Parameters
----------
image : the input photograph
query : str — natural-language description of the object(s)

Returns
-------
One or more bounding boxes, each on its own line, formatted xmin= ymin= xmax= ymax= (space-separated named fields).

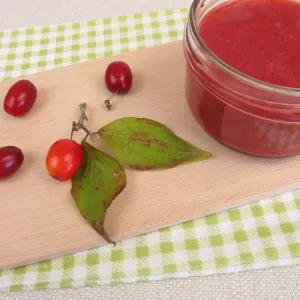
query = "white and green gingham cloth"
xmin=1 ymin=8 xmax=300 ymax=292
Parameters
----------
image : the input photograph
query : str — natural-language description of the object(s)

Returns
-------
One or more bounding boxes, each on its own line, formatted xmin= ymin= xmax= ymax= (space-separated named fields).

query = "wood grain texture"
xmin=1 ymin=41 xmax=300 ymax=269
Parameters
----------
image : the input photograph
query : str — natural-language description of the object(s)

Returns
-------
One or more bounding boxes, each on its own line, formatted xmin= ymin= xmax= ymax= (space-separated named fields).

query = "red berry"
xmin=3 ymin=80 xmax=37 ymax=117
xmin=46 ymin=139 xmax=83 ymax=182
xmin=105 ymin=61 xmax=133 ymax=93
xmin=0 ymin=146 xmax=24 ymax=179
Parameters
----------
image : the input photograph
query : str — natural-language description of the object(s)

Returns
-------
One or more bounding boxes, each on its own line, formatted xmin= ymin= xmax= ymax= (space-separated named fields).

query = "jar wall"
xmin=185 ymin=63 xmax=300 ymax=157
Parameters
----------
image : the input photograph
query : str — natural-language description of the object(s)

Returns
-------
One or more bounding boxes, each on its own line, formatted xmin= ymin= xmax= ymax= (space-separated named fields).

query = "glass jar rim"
xmin=189 ymin=0 xmax=300 ymax=99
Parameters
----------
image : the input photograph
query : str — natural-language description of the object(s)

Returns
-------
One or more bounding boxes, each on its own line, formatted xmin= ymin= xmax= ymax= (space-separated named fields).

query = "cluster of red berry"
xmin=0 ymin=61 xmax=133 ymax=181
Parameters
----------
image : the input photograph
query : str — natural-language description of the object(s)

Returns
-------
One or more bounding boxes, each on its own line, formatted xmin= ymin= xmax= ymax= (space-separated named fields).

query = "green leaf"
xmin=71 ymin=139 xmax=127 ymax=245
xmin=98 ymin=117 xmax=212 ymax=170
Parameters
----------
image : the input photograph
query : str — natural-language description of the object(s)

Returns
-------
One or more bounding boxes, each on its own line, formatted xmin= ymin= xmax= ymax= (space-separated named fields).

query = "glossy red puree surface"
xmin=186 ymin=0 xmax=300 ymax=156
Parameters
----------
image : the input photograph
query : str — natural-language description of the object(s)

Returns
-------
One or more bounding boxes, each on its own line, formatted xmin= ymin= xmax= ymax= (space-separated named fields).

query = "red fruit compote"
xmin=184 ymin=0 xmax=300 ymax=157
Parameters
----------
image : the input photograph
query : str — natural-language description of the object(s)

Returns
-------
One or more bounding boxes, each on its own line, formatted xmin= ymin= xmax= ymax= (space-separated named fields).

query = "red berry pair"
xmin=0 ymin=80 xmax=37 ymax=179
xmin=46 ymin=61 xmax=133 ymax=181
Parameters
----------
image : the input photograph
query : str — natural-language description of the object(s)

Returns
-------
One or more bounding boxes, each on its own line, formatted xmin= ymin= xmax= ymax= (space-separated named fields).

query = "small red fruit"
xmin=0 ymin=146 xmax=24 ymax=179
xmin=46 ymin=139 xmax=83 ymax=181
xmin=105 ymin=61 xmax=133 ymax=94
xmin=4 ymin=79 xmax=37 ymax=117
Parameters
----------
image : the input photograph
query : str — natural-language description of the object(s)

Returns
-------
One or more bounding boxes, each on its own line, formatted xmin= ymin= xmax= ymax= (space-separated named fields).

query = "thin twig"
xmin=71 ymin=103 xmax=95 ymax=139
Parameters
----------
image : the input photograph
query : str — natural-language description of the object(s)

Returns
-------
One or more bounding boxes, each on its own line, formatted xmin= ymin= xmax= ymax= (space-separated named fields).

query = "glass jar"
xmin=183 ymin=0 xmax=300 ymax=157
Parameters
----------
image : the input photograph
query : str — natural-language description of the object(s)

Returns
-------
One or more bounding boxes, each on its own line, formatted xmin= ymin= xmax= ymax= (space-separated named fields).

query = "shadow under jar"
xmin=184 ymin=0 xmax=300 ymax=157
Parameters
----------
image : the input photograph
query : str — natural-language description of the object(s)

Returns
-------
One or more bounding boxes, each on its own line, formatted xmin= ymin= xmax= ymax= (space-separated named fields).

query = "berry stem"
xmin=104 ymin=91 xmax=119 ymax=110
xmin=71 ymin=103 xmax=97 ymax=140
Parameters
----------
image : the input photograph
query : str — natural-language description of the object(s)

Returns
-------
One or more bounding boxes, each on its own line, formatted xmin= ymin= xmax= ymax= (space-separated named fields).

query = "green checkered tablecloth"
xmin=1 ymin=8 xmax=300 ymax=293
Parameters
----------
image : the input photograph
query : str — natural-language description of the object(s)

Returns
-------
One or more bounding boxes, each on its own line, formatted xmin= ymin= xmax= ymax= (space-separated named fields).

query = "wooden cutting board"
xmin=1 ymin=41 xmax=300 ymax=269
